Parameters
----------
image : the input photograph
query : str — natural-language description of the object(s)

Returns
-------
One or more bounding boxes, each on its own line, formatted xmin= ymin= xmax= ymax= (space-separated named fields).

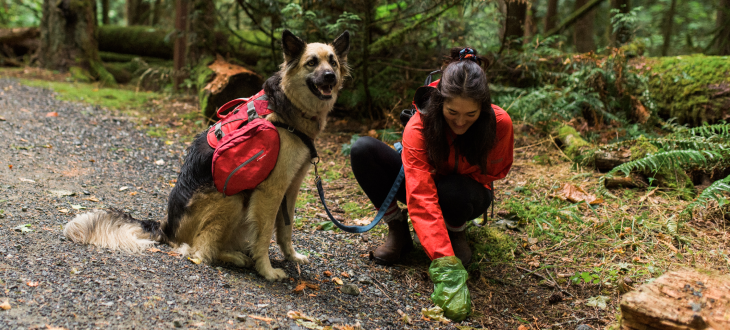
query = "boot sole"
xmin=369 ymin=243 xmax=414 ymax=266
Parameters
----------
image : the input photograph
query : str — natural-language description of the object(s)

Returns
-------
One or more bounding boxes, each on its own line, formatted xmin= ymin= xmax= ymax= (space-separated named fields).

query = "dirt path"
xmin=0 ymin=78 xmax=456 ymax=330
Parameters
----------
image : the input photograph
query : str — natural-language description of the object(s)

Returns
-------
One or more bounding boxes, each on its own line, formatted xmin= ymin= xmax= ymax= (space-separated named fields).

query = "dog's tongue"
xmin=318 ymin=85 xmax=332 ymax=96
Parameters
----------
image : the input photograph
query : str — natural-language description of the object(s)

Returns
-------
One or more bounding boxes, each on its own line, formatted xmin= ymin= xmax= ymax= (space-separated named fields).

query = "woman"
xmin=350 ymin=47 xmax=514 ymax=321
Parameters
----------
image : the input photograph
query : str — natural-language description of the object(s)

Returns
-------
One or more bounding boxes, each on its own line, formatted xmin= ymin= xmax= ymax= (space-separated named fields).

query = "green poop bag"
xmin=429 ymin=256 xmax=471 ymax=322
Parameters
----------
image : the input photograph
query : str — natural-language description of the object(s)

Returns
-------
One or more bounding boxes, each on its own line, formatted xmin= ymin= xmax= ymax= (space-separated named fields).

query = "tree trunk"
xmin=573 ymin=0 xmax=596 ymax=52
xmin=173 ymin=0 xmax=188 ymax=92
xmin=503 ymin=0 xmax=527 ymax=50
xmin=620 ymin=269 xmax=730 ymax=329
xmin=186 ymin=0 xmax=216 ymax=66
xmin=127 ymin=0 xmax=151 ymax=25
xmin=152 ymin=0 xmax=163 ymax=26
xmin=362 ymin=0 xmax=374 ymax=119
xmin=610 ymin=0 xmax=630 ymax=45
xmin=544 ymin=0 xmax=559 ymax=33
xmin=660 ymin=0 xmax=677 ymax=56
xmin=39 ymin=0 xmax=116 ymax=86
xmin=524 ymin=0 xmax=539 ymax=39
xmin=545 ymin=0 xmax=605 ymax=37
xmin=715 ymin=0 xmax=730 ymax=55
xmin=101 ymin=0 xmax=110 ymax=25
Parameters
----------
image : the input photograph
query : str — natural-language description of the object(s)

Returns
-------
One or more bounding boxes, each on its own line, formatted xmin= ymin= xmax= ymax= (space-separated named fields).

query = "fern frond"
xmin=606 ymin=150 xmax=723 ymax=177
xmin=681 ymin=174 xmax=730 ymax=219
xmin=682 ymin=123 xmax=730 ymax=139
xmin=646 ymin=138 xmax=730 ymax=153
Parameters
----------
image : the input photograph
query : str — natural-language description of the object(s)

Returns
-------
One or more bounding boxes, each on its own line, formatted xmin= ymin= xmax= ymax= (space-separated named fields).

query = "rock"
xmin=236 ymin=314 xmax=247 ymax=322
xmin=48 ymin=189 xmax=75 ymax=198
xmin=576 ymin=325 xmax=594 ymax=330
xmin=341 ymin=284 xmax=360 ymax=296
xmin=358 ymin=276 xmax=372 ymax=285
xmin=173 ymin=320 xmax=183 ymax=328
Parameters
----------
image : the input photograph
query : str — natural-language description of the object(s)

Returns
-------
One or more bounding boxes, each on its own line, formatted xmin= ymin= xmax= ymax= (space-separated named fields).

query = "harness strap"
xmin=271 ymin=122 xmax=318 ymax=160
xmin=316 ymin=143 xmax=405 ymax=233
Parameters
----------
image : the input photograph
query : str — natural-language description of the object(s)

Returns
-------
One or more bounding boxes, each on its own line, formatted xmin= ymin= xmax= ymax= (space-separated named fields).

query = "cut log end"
xmin=620 ymin=269 xmax=730 ymax=330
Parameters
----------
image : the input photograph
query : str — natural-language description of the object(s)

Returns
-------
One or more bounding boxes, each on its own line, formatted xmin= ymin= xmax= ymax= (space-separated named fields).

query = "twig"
xmin=549 ymin=134 xmax=574 ymax=162
xmin=547 ymin=226 xmax=593 ymax=252
xmin=515 ymin=138 xmax=552 ymax=150
xmin=371 ymin=281 xmax=394 ymax=302
xmin=516 ymin=266 xmax=574 ymax=299
xmin=546 ymin=269 xmax=574 ymax=298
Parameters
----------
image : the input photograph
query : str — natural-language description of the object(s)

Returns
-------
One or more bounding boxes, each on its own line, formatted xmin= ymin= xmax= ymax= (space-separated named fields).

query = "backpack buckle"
xmin=214 ymin=122 xmax=224 ymax=140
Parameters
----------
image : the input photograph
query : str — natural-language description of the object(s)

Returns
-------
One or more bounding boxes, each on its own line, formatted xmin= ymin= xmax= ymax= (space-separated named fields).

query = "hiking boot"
xmin=370 ymin=211 xmax=413 ymax=265
xmin=448 ymin=229 xmax=472 ymax=265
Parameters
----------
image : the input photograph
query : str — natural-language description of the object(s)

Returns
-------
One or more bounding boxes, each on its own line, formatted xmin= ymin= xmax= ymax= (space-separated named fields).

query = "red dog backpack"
xmin=207 ymin=91 xmax=279 ymax=196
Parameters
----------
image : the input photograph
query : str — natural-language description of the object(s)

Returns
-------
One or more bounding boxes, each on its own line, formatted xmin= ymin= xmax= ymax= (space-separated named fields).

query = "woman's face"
xmin=442 ymin=96 xmax=480 ymax=135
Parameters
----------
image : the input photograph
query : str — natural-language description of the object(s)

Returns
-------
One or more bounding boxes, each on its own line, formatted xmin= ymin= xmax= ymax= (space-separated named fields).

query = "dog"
xmin=63 ymin=30 xmax=350 ymax=281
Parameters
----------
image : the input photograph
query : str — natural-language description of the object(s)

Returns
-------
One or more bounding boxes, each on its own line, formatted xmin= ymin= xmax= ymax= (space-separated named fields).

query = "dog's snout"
xmin=323 ymin=71 xmax=336 ymax=83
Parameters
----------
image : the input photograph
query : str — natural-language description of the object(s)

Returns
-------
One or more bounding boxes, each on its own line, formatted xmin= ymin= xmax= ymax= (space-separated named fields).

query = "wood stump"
xmin=620 ymin=269 xmax=730 ymax=330
xmin=199 ymin=55 xmax=263 ymax=120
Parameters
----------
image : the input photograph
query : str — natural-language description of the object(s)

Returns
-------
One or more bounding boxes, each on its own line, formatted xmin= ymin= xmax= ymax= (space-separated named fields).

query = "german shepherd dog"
xmin=63 ymin=30 xmax=350 ymax=281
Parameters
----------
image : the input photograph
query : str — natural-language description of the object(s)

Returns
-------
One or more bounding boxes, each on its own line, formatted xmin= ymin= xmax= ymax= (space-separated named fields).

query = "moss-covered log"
xmin=197 ymin=55 xmax=263 ymax=120
xmin=97 ymin=26 xmax=174 ymax=59
xmin=555 ymin=125 xmax=591 ymax=163
xmin=643 ymin=55 xmax=730 ymax=126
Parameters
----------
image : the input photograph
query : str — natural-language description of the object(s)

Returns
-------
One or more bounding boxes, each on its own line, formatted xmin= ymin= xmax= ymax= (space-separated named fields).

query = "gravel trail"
xmin=0 ymin=79 xmax=457 ymax=330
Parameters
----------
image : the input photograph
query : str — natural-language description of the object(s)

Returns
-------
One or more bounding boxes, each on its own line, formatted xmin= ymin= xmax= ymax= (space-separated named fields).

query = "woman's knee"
xmin=350 ymin=136 xmax=381 ymax=164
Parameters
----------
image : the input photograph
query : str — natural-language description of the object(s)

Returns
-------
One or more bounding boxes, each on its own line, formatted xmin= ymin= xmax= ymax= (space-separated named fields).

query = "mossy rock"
xmin=629 ymin=136 xmax=695 ymax=200
xmin=643 ymin=55 xmax=730 ymax=126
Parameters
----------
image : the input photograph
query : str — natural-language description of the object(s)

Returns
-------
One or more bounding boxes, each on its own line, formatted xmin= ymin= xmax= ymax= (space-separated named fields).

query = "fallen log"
xmin=620 ymin=269 xmax=730 ymax=330
xmin=593 ymin=146 xmax=632 ymax=172
xmin=97 ymin=26 xmax=173 ymax=59
xmin=198 ymin=55 xmax=263 ymax=120
xmin=604 ymin=173 xmax=649 ymax=189
xmin=0 ymin=27 xmax=39 ymax=59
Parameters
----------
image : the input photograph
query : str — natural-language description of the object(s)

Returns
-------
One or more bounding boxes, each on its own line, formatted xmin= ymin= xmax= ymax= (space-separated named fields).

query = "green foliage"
xmin=20 ymin=79 xmax=159 ymax=110
xmin=340 ymin=134 xmax=360 ymax=156
xmin=491 ymin=45 xmax=654 ymax=129
xmin=682 ymin=173 xmax=730 ymax=219
xmin=467 ymin=226 xmax=516 ymax=265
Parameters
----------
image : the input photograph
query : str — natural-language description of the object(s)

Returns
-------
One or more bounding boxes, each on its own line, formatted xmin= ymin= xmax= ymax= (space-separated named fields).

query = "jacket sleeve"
xmin=472 ymin=105 xmax=514 ymax=188
xmin=402 ymin=117 xmax=455 ymax=261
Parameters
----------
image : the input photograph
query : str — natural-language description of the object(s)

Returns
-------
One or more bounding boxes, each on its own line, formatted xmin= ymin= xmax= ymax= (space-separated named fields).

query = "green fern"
xmin=608 ymin=149 xmax=723 ymax=177
xmin=682 ymin=174 xmax=730 ymax=219
xmin=673 ymin=123 xmax=730 ymax=139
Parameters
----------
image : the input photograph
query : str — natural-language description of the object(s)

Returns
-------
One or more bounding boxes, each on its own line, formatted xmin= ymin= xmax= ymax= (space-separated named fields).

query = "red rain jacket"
xmin=402 ymin=83 xmax=514 ymax=260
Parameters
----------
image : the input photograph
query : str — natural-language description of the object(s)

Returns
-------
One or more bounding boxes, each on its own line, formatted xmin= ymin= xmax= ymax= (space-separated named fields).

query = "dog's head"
xmin=280 ymin=30 xmax=350 ymax=102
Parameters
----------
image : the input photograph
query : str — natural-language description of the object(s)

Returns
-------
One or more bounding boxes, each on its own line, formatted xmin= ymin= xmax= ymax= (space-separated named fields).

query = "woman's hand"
xmin=429 ymin=256 xmax=471 ymax=321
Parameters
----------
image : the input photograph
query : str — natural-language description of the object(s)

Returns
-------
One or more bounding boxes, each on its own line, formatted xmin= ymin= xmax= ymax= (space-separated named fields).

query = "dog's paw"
xmin=261 ymin=268 xmax=288 ymax=282
xmin=287 ymin=252 xmax=309 ymax=265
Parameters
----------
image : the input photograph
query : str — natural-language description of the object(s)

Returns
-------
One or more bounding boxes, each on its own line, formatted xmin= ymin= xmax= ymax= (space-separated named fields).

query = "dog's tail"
xmin=64 ymin=208 xmax=167 ymax=252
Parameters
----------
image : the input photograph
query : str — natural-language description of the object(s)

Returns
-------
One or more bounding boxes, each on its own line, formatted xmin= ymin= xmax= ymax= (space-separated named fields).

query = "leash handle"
xmin=315 ymin=142 xmax=405 ymax=233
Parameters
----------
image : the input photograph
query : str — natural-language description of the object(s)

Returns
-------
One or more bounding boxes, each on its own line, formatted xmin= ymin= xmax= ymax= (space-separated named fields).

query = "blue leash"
xmin=315 ymin=142 xmax=405 ymax=233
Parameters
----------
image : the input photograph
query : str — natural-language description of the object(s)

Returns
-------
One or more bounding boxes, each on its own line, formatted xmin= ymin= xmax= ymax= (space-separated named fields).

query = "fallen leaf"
xmin=119 ymin=186 xmax=129 ymax=191
xmin=155 ymin=159 xmax=165 ymax=166
xmin=70 ymin=267 xmax=81 ymax=275
xmin=27 ymin=281 xmax=39 ymax=287
xmin=165 ymin=251 xmax=181 ymax=257
xmin=586 ymin=295 xmax=611 ymax=310
xmin=550 ymin=183 xmax=603 ymax=204
xmin=147 ymin=248 xmax=161 ymax=253
xmin=13 ymin=224 xmax=33 ymax=233
xmin=323 ymin=270 xmax=332 ymax=277
xmin=292 ymin=282 xmax=307 ymax=294
xmin=0 ymin=300 xmax=10 ymax=310
xmin=421 ymin=306 xmax=450 ymax=323
xmin=7 ymin=164 xmax=11 ymax=169
xmin=397 ymin=309 xmax=411 ymax=324
xmin=528 ymin=260 xmax=540 ymax=268
xmin=518 ymin=326 xmax=529 ymax=330
xmin=82 ymin=197 xmax=99 ymax=202
xmin=45 ymin=112 xmax=59 ymax=117
xmin=0 ymin=116 xmax=5 ymax=121
xmin=58 ymin=208 xmax=69 ymax=213
xmin=19 ymin=178 xmax=36 ymax=183
xmin=340 ymin=271 xmax=350 ymax=278
xmin=70 ymin=204 xmax=86 ymax=210
xmin=46 ymin=325 xmax=68 ymax=330
xmin=188 ymin=257 xmax=201 ymax=264
xmin=367 ymin=129 xmax=378 ymax=138
xmin=332 ymin=277 xmax=343 ymax=285
xmin=247 ymin=315 xmax=273 ymax=323
xmin=129 ymin=191 xmax=138 ymax=196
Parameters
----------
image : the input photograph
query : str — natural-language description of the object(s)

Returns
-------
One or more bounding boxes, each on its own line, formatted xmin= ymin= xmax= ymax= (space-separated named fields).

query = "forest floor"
xmin=0 ymin=68 xmax=728 ymax=330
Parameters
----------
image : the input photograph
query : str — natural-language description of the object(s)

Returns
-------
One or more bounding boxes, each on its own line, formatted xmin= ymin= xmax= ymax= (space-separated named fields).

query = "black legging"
xmin=350 ymin=136 xmax=491 ymax=228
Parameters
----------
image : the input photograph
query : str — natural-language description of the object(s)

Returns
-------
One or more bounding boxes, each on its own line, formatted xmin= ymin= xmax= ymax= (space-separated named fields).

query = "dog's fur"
xmin=63 ymin=30 xmax=350 ymax=281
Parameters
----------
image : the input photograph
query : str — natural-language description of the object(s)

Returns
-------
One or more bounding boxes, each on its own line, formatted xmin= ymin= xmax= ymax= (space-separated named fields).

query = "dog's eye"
xmin=329 ymin=59 xmax=338 ymax=67
xmin=306 ymin=59 xmax=317 ymax=67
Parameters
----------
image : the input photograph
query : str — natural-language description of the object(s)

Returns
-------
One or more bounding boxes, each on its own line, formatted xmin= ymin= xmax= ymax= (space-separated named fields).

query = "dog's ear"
xmin=281 ymin=30 xmax=306 ymax=63
xmin=332 ymin=31 xmax=350 ymax=59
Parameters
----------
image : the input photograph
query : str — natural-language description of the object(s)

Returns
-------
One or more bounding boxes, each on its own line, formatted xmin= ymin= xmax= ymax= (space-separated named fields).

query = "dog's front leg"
xmin=276 ymin=163 xmax=310 ymax=264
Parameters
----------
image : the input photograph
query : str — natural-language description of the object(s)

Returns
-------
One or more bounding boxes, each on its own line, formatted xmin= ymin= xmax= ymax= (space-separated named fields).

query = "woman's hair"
xmin=421 ymin=47 xmax=497 ymax=174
